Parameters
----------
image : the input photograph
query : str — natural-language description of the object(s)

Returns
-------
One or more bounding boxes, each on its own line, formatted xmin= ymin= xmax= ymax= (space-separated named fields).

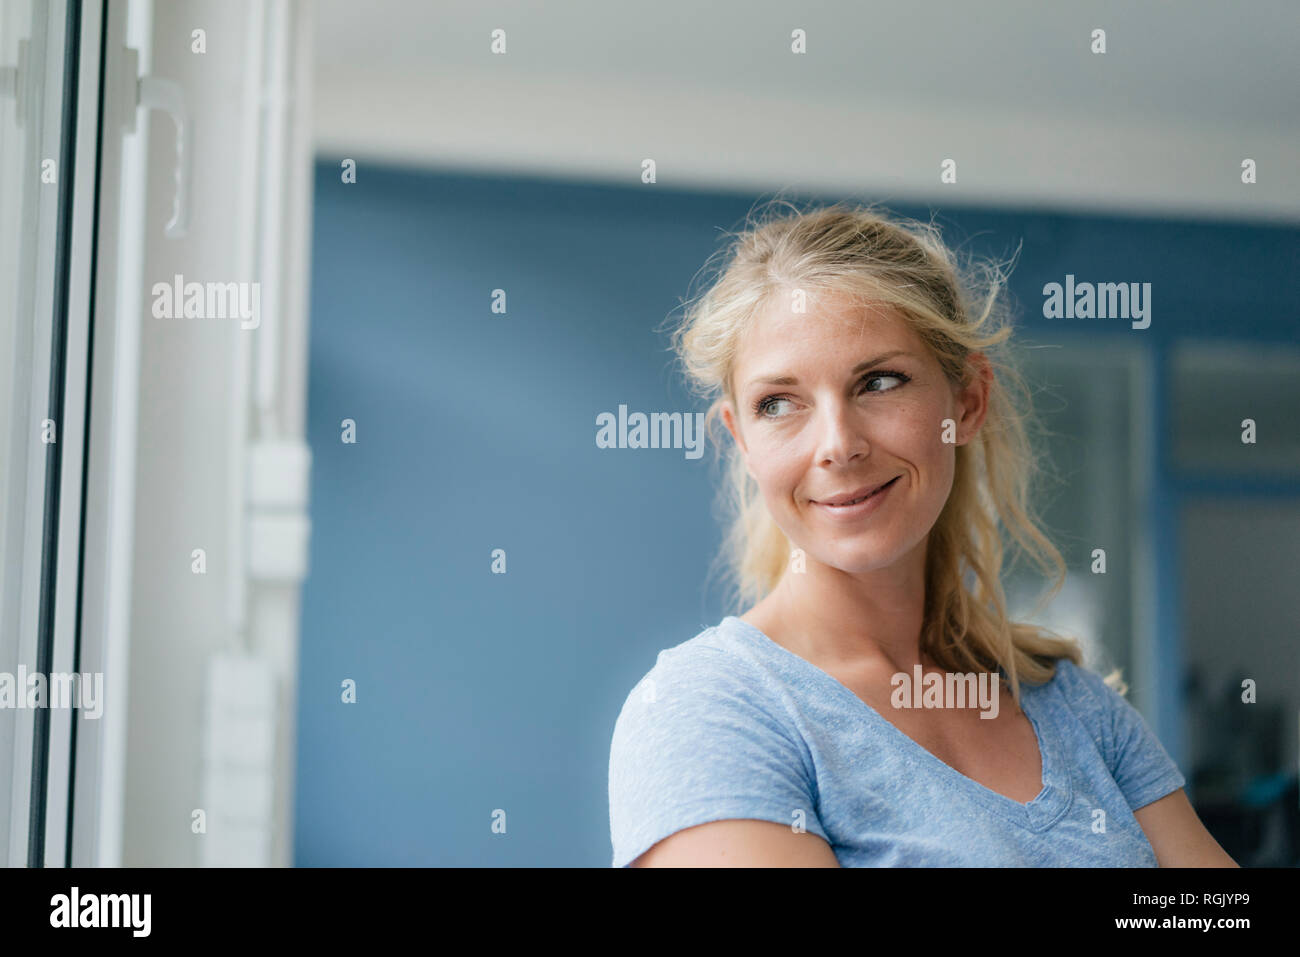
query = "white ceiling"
xmin=311 ymin=0 xmax=1300 ymax=222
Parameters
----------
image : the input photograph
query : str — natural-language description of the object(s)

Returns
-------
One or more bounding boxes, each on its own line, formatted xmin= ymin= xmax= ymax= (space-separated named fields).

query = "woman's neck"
xmin=745 ymin=543 xmax=930 ymax=674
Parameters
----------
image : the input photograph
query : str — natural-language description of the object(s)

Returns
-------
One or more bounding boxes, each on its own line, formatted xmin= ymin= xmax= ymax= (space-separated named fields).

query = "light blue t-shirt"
xmin=608 ymin=616 xmax=1186 ymax=867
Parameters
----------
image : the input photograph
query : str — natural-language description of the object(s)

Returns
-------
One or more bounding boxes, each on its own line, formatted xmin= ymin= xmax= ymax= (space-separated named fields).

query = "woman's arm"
xmin=1133 ymin=789 xmax=1239 ymax=867
xmin=632 ymin=819 xmax=841 ymax=867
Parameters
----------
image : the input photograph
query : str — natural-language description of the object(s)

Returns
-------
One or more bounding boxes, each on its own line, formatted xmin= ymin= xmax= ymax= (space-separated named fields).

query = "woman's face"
xmin=721 ymin=292 xmax=989 ymax=578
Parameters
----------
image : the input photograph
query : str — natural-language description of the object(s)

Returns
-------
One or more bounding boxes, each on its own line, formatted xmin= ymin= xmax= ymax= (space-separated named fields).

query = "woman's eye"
xmin=756 ymin=397 xmax=792 ymax=418
xmin=753 ymin=372 xmax=909 ymax=419
xmin=864 ymin=373 xmax=907 ymax=392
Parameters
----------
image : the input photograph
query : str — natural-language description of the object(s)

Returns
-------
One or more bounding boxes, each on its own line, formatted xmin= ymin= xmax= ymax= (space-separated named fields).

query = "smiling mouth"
xmin=815 ymin=476 xmax=900 ymax=507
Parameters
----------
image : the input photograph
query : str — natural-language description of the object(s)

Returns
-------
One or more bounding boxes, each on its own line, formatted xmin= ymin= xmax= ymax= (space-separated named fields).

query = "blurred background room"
xmin=1 ymin=0 xmax=1297 ymax=867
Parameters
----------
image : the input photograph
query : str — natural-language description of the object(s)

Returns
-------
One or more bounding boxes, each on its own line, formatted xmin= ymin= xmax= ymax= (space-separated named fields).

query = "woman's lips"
xmin=812 ymin=476 xmax=899 ymax=518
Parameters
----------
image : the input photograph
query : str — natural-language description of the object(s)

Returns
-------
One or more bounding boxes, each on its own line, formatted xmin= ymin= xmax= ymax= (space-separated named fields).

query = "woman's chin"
xmin=803 ymin=545 xmax=900 ymax=576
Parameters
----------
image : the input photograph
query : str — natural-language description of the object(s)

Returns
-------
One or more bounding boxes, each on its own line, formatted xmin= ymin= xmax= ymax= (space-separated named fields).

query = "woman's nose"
xmin=813 ymin=401 xmax=869 ymax=466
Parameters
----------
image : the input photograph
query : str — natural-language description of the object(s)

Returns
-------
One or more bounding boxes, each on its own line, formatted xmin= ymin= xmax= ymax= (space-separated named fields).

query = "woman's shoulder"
xmin=1034 ymin=653 xmax=1121 ymax=711
xmin=1029 ymin=653 xmax=1150 ymax=764
xmin=1030 ymin=653 xmax=1185 ymax=808
xmin=613 ymin=619 xmax=768 ymax=718
xmin=609 ymin=619 xmax=802 ymax=770
xmin=607 ymin=620 xmax=825 ymax=867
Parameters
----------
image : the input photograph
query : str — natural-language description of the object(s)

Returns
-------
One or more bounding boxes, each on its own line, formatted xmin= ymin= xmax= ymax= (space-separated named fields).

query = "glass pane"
xmin=1171 ymin=341 xmax=1300 ymax=477
xmin=0 ymin=0 xmax=76 ymax=865
xmin=1004 ymin=342 xmax=1142 ymax=688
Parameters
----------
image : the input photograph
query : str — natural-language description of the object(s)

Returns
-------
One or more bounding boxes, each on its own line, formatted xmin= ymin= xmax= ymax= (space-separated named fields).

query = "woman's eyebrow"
xmin=744 ymin=350 xmax=914 ymax=389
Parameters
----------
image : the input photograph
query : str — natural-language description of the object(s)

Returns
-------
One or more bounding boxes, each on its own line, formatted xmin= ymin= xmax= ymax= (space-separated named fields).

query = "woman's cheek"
xmin=886 ymin=405 xmax=949 ymax=468
xmin=750 ymin=432 xmax=803 ymax=479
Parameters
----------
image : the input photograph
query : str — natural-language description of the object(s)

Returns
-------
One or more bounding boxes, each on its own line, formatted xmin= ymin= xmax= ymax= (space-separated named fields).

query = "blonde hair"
xmin=669 ymin=198 xmax=1122 ymax=706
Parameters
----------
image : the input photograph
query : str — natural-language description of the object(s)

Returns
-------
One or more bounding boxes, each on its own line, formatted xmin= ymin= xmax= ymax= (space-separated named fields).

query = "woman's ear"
xmin=717 ymin=399 xmax=754 ymax=476
xmin=718 ymin=399 xmax=745 ymax=451
xmin=954 ymin=352 xmax=993 ymax=444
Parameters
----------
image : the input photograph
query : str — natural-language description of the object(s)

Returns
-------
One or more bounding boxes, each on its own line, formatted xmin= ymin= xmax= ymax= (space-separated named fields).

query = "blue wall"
xmin=293 ymin=161 xmax=1300 ymax=866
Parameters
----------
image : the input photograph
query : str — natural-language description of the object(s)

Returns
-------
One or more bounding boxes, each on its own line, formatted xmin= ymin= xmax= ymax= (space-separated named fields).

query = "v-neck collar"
xmin=722 ymin=616 xmax=1073 ymax=832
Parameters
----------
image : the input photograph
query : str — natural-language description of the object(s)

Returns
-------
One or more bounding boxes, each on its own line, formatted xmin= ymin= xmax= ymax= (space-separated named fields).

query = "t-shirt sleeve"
xmin=1056 ymin=658 xmax=1186 ymax=811
xmin=608 ymin=643 xmax=830 ymax=867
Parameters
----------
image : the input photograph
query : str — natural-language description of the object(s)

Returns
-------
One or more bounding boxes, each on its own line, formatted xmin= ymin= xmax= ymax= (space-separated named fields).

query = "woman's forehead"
xmin=737 ymin=304 xmax=916 ymax=365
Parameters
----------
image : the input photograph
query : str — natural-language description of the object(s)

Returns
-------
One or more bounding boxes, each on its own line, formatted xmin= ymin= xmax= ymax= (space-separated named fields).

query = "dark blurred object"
xmin=1195 ymin=775 xmax=1297 ymax=867
xmin=1185 ymin=666 xmax=1298 ymax=866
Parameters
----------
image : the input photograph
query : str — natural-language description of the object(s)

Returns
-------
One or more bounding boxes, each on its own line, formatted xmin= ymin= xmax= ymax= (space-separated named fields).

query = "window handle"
xmin=120 ymin=46 xmax=191 ymax=239
xmin=0 ymin=39 xmax=29 ymax=126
